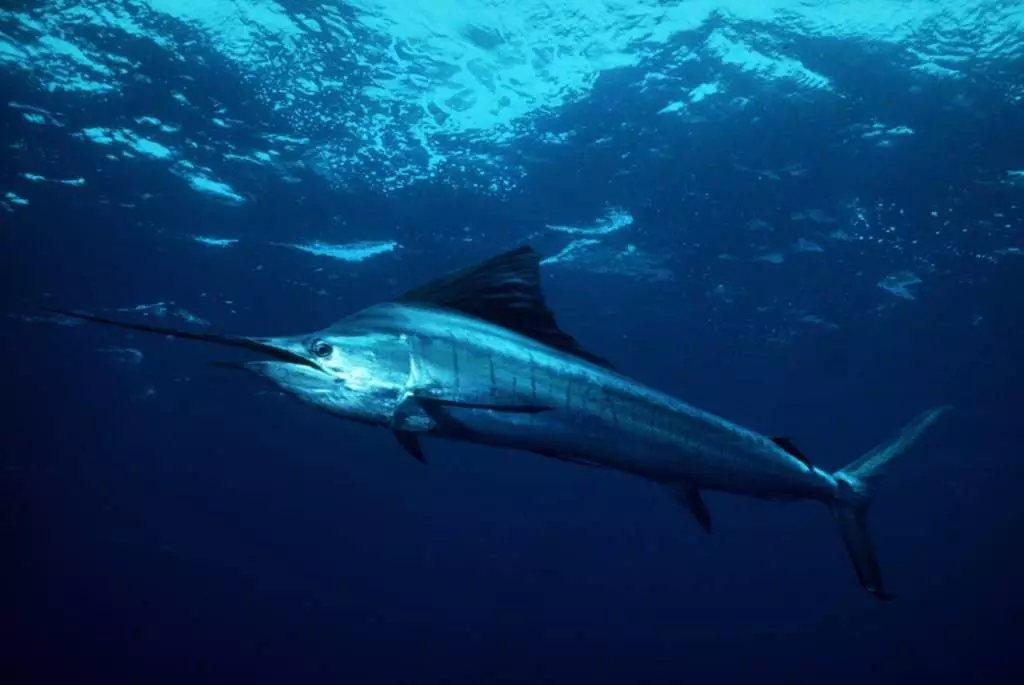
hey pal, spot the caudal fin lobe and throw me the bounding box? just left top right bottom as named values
left=830, top=406, right=951, bottom=600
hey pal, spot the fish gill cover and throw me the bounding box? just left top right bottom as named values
left=3, top=1, right=1024, bottom=684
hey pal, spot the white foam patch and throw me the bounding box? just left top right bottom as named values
left=273, top=240, right=400, bottom=262
left=798, top=314, right=839, bottom=330
left=115, top=302, right=209, bottom=326
left=171, top=162, right=246, bottom=204
left=19, top=173, right=86, bottom=186
left=186, top=177, right=244, bottom=204
left=793, top=238, right=825, bottom=253
left=546, top=207, right=633, bottom=236
left=191, top=235, right=239, bottom=248
left=77, top=121, right=292, bottom=196
left=757, top=252, right=786, bottom=264
left=542, top=240, right=671, bottom=280
left=878, top=271, right=922, bottom=300
left=704, top=28, right=833, bottom=90
left=541, top=208, right=675, bottom=279
left=657, top=101, right=687, bottom=115
left=176, top=310, right=210, bottom=327
left=224, top=150, right=278, bottom=166
left=10, top=101, right=65, bottom=126
left=134, top=116, right=180, bottom=133
left=4, top=191, right=28, bottom=206
left=540, top=238, right=602, bottom=266
left=79, top=126, right=175, bottom=159
left=854, top=121, right=916, bottom=147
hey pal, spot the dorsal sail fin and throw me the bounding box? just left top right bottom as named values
left=395, top=246, right=615, bottom=369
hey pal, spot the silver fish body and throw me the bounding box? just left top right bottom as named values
left=336, top=303, right=839, bottom=502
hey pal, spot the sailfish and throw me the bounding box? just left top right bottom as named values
left=48, top=246, right=948, bottom=599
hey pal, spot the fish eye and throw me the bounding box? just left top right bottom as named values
left=310, top=340, right=333, bottom=358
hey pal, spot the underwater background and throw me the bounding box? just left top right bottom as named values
left=3, top=2, right=1024, bottom=683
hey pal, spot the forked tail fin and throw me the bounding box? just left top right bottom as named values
left=830, top=406, right=951, bottom=600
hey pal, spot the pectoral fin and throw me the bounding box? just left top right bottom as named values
left=394, top=431, right=427, bottom=464
left=664, top=482, right=712, bottom=534
left=391, top=390, right=551, bottom=434
left=401, top=352, right=553, bottom=418
left=392, top=393, right=437, bottom=433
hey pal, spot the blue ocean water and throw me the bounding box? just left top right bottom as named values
left=3, top=2, right=1024, bottom=683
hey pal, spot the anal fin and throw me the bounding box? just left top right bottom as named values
left=394, top=431, right=427, bottom=464
left=664, top=482, right=712, bottom=534
left=772, top=436, right=813, bottom=468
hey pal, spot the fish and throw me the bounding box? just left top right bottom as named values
left=46, top=246, right=948, bottom=599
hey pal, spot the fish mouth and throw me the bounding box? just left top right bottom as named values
left=42, top=307, right=321, bottom=370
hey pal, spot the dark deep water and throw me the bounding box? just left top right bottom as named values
left=4, top=3, right=1024, bottom=684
